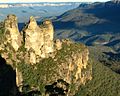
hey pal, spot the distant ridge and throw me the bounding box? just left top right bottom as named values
left=54, top=0, right=120, bottom=51
left=112, top=0, right=120, bottom=3
left=0, top=3, right=79, bottom=8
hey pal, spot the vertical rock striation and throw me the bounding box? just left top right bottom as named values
left=24, top=16, right=44, bottom=56
left=4, top=14, right=22, bottom=51
left=23, top=17, right=54, bottom=62
left=41, top=20, right=54, bottom=58
left=0, top=14, right=92, bottom=96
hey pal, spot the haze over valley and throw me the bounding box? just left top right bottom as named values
left=0, top=2, right=80, bottom=22
left=0, top=0, right=120, bottom=96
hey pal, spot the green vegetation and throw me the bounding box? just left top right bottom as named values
left=16, top=41, right=120, bottom=96
left=76, top=54, right=120, bottom=96
left=0, top=22, right=5, bottom=38
left=16, top=41, right=87, bottom=95
left=18, top=45, right=27, bottom=52
left=89, top=45, right=120, bottom=74
left=77, top=62, right=120, bottom=96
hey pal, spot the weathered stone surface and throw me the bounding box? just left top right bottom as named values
left=42, top=20, right=54, bottom=54
left=4, top=14, right=22, bottom=51
left=23, top=17, right=54, bottom=60
left=55, top=39, right=62, bottom=50
left=0, top=15, right=92, bottom=96
left=54, top=43, right=92, bottom=96
left=16, top=68, right=23, bottom=92
left=30, top=52, right=36, bottom=64
left=24, top=16, right=44, bottom=56
left=34, top=41, right=92, bottom=96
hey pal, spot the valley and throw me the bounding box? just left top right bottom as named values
left=0, top=1, right=120, bottom=96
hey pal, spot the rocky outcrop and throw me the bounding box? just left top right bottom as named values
left=55, top=39, right=62, bottom=50
left=23, top=16, right=44, bottom=57
left=42, top=41, right=92, bottom=96
left=41, top=20, right=54, bottom=57
left=15, top=40, right=92, bottom=96
left=0, top=14, right=55, bottom=92
left=23, top=16, right=54, bottom=63
left=0, top=15, right=92, bottom=96
left=4, top=14, right=22, bottom=51
left=16, top=68, right=23, bottom=92
left=1, top=15, right=54, bottom=64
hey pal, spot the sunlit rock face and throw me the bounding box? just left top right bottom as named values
left=16, top=68, right=23, bottom=92
left=24, top=16, right=44, bottom=56
left=41, top=20, right=54, bottom=57
left=55, top=39, right=62, bottom=50
left=23, top=17, right=54, bottom=60
left=0, top=15, right=92, bottom=96
left=4, top=14, right=22, bottom=51
left=44, top=41, right=92, bottom=96
left=29, top=40, right=92, bottom=96
left=2, top=15, right=55, bottom=65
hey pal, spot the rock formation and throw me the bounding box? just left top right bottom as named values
left=41, top=19, right=54, bottom=57
left=55, top=39, right=62, bottom=50
left=0, top=14, right=92, bottom=96
left=22, top=16, right=54, bottom=63
left=42, top=41, right=92, bottom=96
left=23, top=16, right=44, bottom=56
left=4, top=14, right=22, bottom=51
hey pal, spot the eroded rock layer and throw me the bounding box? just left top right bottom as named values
left=0, top=14, right=92, bottom=96
left=4, top=14, right=22, bottom=51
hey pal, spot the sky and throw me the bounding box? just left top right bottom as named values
left=0, top=0, right=110, bottom=3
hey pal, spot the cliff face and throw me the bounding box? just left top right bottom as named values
left=23, top=16, right=54, bottom=59
left=1, top=15, right=54, bottom=64
left=24, top=16, right=44, bottom=56
left=4, top=14, right=22, bottom=51
left=23, top=16, right=54, bottom=63
left=0, top=14, right=92, bottom=96
left=43, top=41, right=92, bottom=96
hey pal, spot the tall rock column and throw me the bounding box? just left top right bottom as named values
left=23, top=16, right=44, bottom=64
left=4, top=14, right=22, bottom=51
left=23, top=17, right=54, bottom=60
left=41, top=20, right=54, bottom=58
left=24, top=16, right=44, bottom=56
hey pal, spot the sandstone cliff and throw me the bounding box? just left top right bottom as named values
left=0, top=14, right=92, bottom=96
left=4, top=14, right=22, bottom=51
left=23, top=16, right=54, bottom=59
left=1, top=15, right=55, bottom=64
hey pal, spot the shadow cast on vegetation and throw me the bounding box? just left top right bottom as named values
left=0, top=56, right=20, bottom=96
left=45, top=79, right=69, bottom=96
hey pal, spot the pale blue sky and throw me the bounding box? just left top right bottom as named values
left=0, top=0, right=110, bottom=3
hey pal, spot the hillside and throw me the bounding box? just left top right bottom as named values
left=0, top=1, right=120, bottom=95
left=54, top=1, right=120, bottom=51
left=76, top=57, right=120, bottom=96
left=76, top=44, right=120, bottom=96
left=53, top=1, right=120, bottom=74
